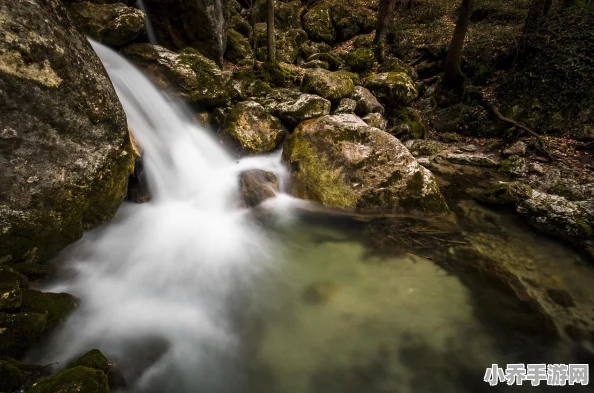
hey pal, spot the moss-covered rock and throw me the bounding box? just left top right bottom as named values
left=0, top=312, right=46, bottom=358
left=439, top=132, right=460, bottom=142
left=20, top=290, right=78, bottom=331
left=0, top=266, right=28, bottom=289
left=220, top=101, right=287, bottom=156
left=0, top=281, right=22, bottom=312
left=302, top=4, right=335, bottom=44
left=122, top=44, right=233, bottom=107
left=27, top=366, right=108, bottom=393
left=275, top=34, right=299, bottom=64
left=302, top=60, right=329, bottom=69
left=240, top=170, right=279, bottom=208
left=253, top=0, right=301, bottom=31
left=378, top=56, right=417, bottom=79
left=364, top=72, right=418, bottom=106
left=362, top=113, right=387, bottom=130
left=67, top=349, right=110, bottom=374
left=299, top=41, right=332, bottom=59
left=68, top=2, right=145, bottom=48
left=334, top=98, right=357, bottom=115
left=389, top=107, right=429, bottom=140
left=404, top=140, right=441, bottom=157
left=225, top=28, right=253, bottom=64
left=0, top=359, right=22, bottom=393
left=276, top=94, right=331, bottom=128
left=0, top=0, right=134, bottom=265
left=329, top=0, right=376, bottom=42
left=282, top=114, right=448, bottom=213
left=300, top=69, right=355, bottom=103
left=498, top=155, right=527, bottom=176
left=11, top=263, right=49, bottom=282
left=229, top=15, right=251, bottom=37
left=352, top=86, right=384, bottom=116
left=305, top=52, right=343, bottom=71
left=346, top=49, right=375, bottom=72
left=233, top=69, right=273, bottom=101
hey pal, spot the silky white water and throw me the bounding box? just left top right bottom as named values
left=37, top=40, right=289, bottom=392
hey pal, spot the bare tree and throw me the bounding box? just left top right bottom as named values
left=443, top=0, right=475, bottom=87
left=267, top=0, right=276, bottom=65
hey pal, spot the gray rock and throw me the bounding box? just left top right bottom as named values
left=499, top=155, right=527, bottom=176
left=240, top=170, right=279, bottom=207
left=276, top=94, right=331, bottom=129
left=503, top=141, right=527, bottom=156
left=362, top=113, right=387, bottom=130
left=446, top=154, right=498, bottom=167
left=352, top=86, right=384, bottom=116
left=334, top=98, right=357, bottom=115
left=300, top=69, right=355, bottom=103
left=364, top=72, right=418, bottom=106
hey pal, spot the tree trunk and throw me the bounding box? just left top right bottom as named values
left=266, top=0, right=276, bottom=65
left=524, top=0, right=551, bottom=38
left=443, top=0, right=475, bottom=87
left=374, top=0, right=397, bottom=45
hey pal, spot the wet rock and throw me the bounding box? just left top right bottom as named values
left=546, top=288, right=576, bottom=308
left=0, top=0, right=134, bottom=265
left=478, top=181, right=533, bottom=206
left=240, top=170, right=279, bottom=207
left=122, top=44, right=233, bottom=107
left=282, top=114, right=448, bottom=213
left=303, top=281, right=339, bottom=304
left=220, top=101, right=287, bottom=156
left=0, top=312, right=46, bottom=358
left=27, top=366, right=109, bottom=393
left=0, top=282, right=22, bottom=312
left=276, top=94, right=331, bottom=129
left=299, top=41, right=332, bottom=59
left=0, top=266, right=29, bottom=289
left=346, top=49, right=375, bottom=72
left=302, top=5, right=335, bottom=44
left=0, top=359, right=22, bottom=392
left=300, top=69, right=355, bottom=103
left=11, top=263, right=49, bottom=281
left=225, top=28, right=253, bottom=64
left=498, top=155, right=527, bottom=176
left=405, top=140, right=441, bottom=157
left=503, top=140, right=527, bottom=156
left=20, top=290, right=78, bottom=331
left=302, top=60, right=329, bottom=69
left=127, top=156, right=151, bottom=203
left=362, top=113, right=387, bottom=130
left=446, top=153, right=498, bottom=167
left=364, top=72, right=418, bottom=106
left=142, top=0, right=229, bottom=66
left=68, top=2, right=145, bottom=48
left=67, top=349, right=110, bottom=374
left=334, top=98, right=357, bottom=115
left=353, top=86, right=385, bottom=116
left=389, top=107, right=429, bottom=140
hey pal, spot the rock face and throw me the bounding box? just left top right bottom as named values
left=364, top=72, right=418, bottom=106
left=282, top=115, right=448, bottom=213
left=122, top=43, right=232, bottom=107
left=142, top=0, right=229, bottom=66
left=68, top=2, right=146, bottom=48
left=276, top=94, right=331, bottom=128
left=300, top=69, right=355, bottom=103
left=240, top=170, right=279, bottom=207
left=220, top=101, right=287, bottom=156
left=0, top=0, right=134, bottom=265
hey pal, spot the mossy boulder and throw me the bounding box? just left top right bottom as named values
left=300, top=69, right=355, bottom=103
left=282, top=114, right=448, bottom=213
left=329, top=0, right=376, bottom=42
left=479, top=181, right=533, bottom=206
left=362, top=113, right=387, bottom=130
left=276, top=94, right=331, bottom=128
left=498, top=155, right=527, bottom=176
left=334, top=98, right=357, bottom=115
left=364, top=72, right=418, bottom=106
left=352, top=86, right=385, bottom=116
left=0, top=312, right=46, bottom=358
left=11, top=263, right=49, bottom=281
left=378, top=56, right=417, bottom=79
left=299, top=41, right=332, bottom=59
left=302, top=60, right=330, bottom=69
left=0, top=0, right=134, bottom=265
left=122, top=44, right=233, bottom=107
left=233, top=70, right=273, bottom=101
left=404, top=140, right=441, bottom=157
left=229, top=15, right=250, bottom=37
left=0, top=266, right=28, bottom=289
left=225, top=28, right=253, bottom=64
left=305, top=52, right=343, bottom=71
left=220, top=101, right=287, bottom=156
left=68, top=2, right=145, bottom=48
left=27, top=366, right=108, bottom=393
left=67, top=349, right=110, bottom=374
left=0, top=282, right=22, bottom=312
left=21, top=290, right=78, bottom=331
left=253, top=0, right=301, bottom=31
left=346, top=49, right=375, bottom=72
left=0, top=359, right=22, bottom=393
left=302, top=5, right=335, bottom=44
left=240, top=170, right=279, bottom=207
left=389, top=107, right=429, bottom=140
left=276, top=34, right=299, bottom=64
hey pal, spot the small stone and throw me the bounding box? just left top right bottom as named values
left=503, top=141, right=527, bottom=156
left=362, top=113, right=387, bottom=130
left=446, top=153, right=497, bottom=167
left=529, top=162, right=545, bottom=175
left=460, top=144, right=477, bottom=152
left=0, top=281, right=22, bottom=312
left=334, top=98, right=357, bottom=115
left=240, top=170, right=279, bottom=208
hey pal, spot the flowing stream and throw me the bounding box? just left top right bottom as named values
left=31, top=41, right=594, bottom=393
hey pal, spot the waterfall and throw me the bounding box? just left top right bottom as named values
left=36, top=40, right=288, bottom=392
left=137, top=0, right=158, bottom=45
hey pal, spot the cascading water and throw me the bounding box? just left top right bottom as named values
left=35, top=40, right=289, bottom=392
left=136, top=0, right=158, bottom=45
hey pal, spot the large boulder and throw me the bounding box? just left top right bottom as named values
left=27, top=366, right=109, bottom=393
left=142, top=0, right=229, bottom=66
left=122, top=43, right=232, bottom=107
left=282, top=115, right=449, bottom=213
left=0, top=312, right=46, bottom=358
left=253, top=0, right=301, bottom=31
left=302, top=4, right=335, bottom=44
left=220, top=101, right=287, bottom=156
left=353, top=86, right=384, bottom=116
left=68, top=2, right=146, bottom=48
left=20, top=289, right=79, bottom=331
left=0, top=0, right=134, bottom=265
left=364, top=72, right=418, bottom=106
left=276, top=94, right=331, bottom=128
left=225, top=28, right=253, bottom=64
left=300, top=69, right=355, bottom=103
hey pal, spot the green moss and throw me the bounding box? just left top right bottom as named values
left=0, top=281, right=22, bottom=312
left=391, top=107, right=429, bottom=139
left=334, top=70, right=360, bottom=85
left=346, top=49, right=375, bottom=72
left=11, top=263, right=48, bottom=281
left=27, top=366, right=108, bottom=393
left=0, top=266, right=28, bottom=289
left=225, top=28, right=253, bottom=64
left=0, top=359, right=21, bottom=392
left=302, top=5, right=336, bottom=44
left=67, top=349, right=109, bottom=374
left=574, top=218, right=593, bottom=239
left=498, top=155, right=526, bottom=176
left=480, top=181, right=533, bottom=205
left=306, top=52, right=342, bottom=70
left=20, top=290, right=78, bottom=331
left=397, top=172, right=449, bottom=213
left=440, top=132, right=460, bottom=142
left=0, top=312, right=46, bottom=358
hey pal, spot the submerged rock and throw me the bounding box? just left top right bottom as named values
left=27, top=366, right=109, bottom=393
left=276, top=94, right=331, bottom=129
left=300, top=69, right=355, bottom=103
left=240, top=170, right=279, bottom=207
left=122, top=44, right=232, bottom=107
left=20, top=290, right=78, bottom=331
left=0, top=0, right=134, bottom=265
left=220, top=101, right=287, bottom=156
left=68, top=2, right=145, bottom=48
left=364, top=72, right=418, bottom=106
left=0, top=312, right=46, bottom=358
left=282, top=115, right=448, bottom=213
